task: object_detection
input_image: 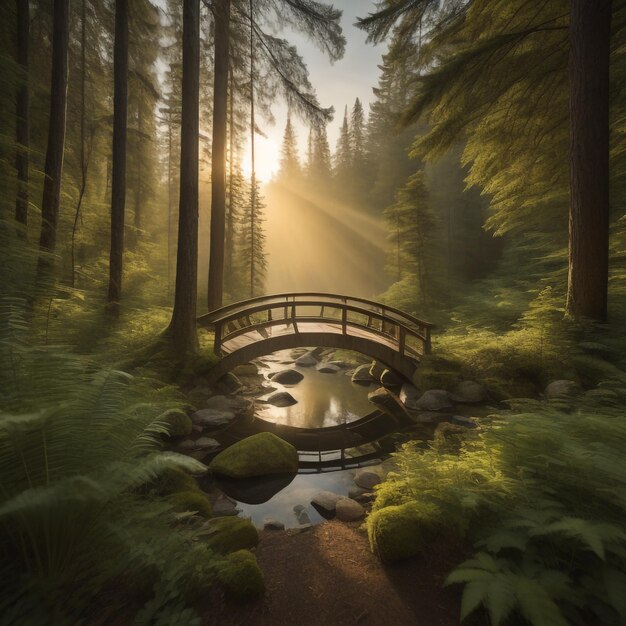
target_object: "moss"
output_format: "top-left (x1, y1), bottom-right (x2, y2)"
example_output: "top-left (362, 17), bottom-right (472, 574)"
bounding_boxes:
top-left (210, 432), bottom-right (298, 479)
top-left (162, 409), bottom-right (193, 438)
top-left (179, 543), bottom-right (217, 602)
top-left (412, 355), bottom-right (462, 393)
top-left (217, 550), bottom-right (265, 602)
top-left (367, 501), bottom-right (440, 563)
top-left (154, 468), bottom-right (198, 497)
top-left (204, 517), bottom-right (259, 554)
top-left (167, 490), bottom-right (212, 518)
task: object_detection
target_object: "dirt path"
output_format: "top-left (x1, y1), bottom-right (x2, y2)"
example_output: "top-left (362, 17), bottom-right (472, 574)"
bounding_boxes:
top-left (205, 520), bottom-right (461, 625)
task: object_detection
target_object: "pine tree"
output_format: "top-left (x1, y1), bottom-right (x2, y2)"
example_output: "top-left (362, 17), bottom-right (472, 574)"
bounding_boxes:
top-left (334, 105), bottom-right (351, 184)
top-left (278, 114), bottom-right (301, 181)
top-left (312, 124), bottom-right (332, 186)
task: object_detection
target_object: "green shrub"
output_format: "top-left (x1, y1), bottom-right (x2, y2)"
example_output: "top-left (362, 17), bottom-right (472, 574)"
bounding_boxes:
top-left (217, 550), bottom-right (265, 602)
top-left (167, 490), bottom-right (212, 519)
top-left (153, 468), bottom-right (199, 497)
top-left (204, 517), bottom-right (259, 554)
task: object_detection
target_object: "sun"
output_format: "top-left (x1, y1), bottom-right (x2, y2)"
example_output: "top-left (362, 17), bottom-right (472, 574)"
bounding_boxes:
top-left (241, 134), bottom-right (281, 183)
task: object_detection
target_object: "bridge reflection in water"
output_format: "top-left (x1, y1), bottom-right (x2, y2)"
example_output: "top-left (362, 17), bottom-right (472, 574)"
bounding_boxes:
top-left (197, 293), bottom-right (434, 463)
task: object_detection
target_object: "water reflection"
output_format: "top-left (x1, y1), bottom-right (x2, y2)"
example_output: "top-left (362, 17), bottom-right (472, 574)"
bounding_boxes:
top-left (257, 349), bottom-right (375, 428)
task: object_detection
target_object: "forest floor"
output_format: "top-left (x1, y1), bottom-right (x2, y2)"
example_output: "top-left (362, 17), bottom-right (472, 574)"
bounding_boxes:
top-left (203, 520), bottom-right (462, 626)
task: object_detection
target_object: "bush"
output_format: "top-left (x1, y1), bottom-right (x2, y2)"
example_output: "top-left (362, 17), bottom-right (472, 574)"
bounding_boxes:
top-left (204, 517), bottom-right (259, 554)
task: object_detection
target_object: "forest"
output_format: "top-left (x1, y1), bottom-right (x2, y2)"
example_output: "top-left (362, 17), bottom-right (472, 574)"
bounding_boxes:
top-left (1, 0), bottom-right (625, 624)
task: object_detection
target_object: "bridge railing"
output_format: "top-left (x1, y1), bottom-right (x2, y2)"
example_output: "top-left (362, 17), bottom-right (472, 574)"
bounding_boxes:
top-left (198, 292), bottom-right (433, 361)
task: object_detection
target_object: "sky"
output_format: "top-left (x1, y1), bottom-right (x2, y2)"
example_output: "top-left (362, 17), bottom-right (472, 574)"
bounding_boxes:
top-left (241, 0), bottom-right (388, 181)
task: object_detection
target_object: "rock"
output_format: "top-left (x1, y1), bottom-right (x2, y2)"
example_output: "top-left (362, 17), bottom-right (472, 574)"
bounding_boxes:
top-left (415, 389), bottom-right (454, 412)
top-left (266, 391), bottom-right (297, 407)
top-left (212, 496), bottom-right (240, 517)
top-left (310, 490), bottom-right (343, 513)
top-left (232, 363), bottom-right (259, 376)
top-left (191, 408), bottom-right (236, 429)
top-left (318, 364), bottom-right (341, 374)
top-left (328, 360), bottom-right (350, 369)
top-left (451, 381), bottom-right (486, 404)
top-left (210, 432), bottom-right (299, 479)
top-left (202, 517), bottom-right (259, 554)
top-left (269, 369), bottom-right (304, 385)
top-left (217, 550), bottom-right (265, 602)
top-left (355, 493), bottom-right (376, 504)
top-left (399, 383), bottom-right (420, 409)
top-left (545, 380), bottom-right (579, 399)
top-left (166, 490), bottom-right (212, 518)
top-left (178, 439), bottom-right (200, 452)
top-left (206, 395), bottom-right (251, 414)
top-left (414, 412), bottom-right (451, 425)
top-left (217, 473), bottom-right (296, 505)
top-left (369, 361), bottom-right (386, 382)
top-left (579, 341), bottom-right (614, 357)
top-left (354, 470), bottom-right (381, 490)
top-left (451, 415), bottom-right (477, 429)
top-left (293, 504), bottom-right (312, 525)
top-left (367, 387), bottom-right (411, 423)
top-left (263, 518), bottom-right (285, 531)
top-left (295, 353), bottom-right (318, 367)
top-left (349, 486), bottom-right (368, 499)
top-left (380, 369), bottom-right (402, 388)
top-left (163, 410), bottom-right (193, 438)
top-left (195, 436), bottom-right (221, 451)
top-left (218, 373), bottom-right (243, 393)
top-left (188, 385), bottom-right (211, 404)
top-left (335, 498), bottom-right (366, 521)
top-left (290, 348), bottom-right (309, 359)
top-left (368, 502), bottom-right (439, 563)
top-left (352, 364), bottom-right (375, 385)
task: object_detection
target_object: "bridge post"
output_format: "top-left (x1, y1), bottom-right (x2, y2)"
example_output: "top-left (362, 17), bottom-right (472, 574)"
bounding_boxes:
top-left (214, 321), bottom-right (222, 354)
top-left (425, 327), bottom-right (432, 354)
top-left (341, 298), bottom-right (347, 334)
top-left (398, 325), bottom-right (406, 356)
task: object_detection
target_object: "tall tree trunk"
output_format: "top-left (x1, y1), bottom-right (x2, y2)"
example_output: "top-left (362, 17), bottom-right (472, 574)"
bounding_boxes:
top-left (207, 0), bottom-right (231, 311)
top-left (134, 99), bottom-right (143, 233)
top-left (167, 0), bottom-right (200, 356)
top-left (37, 0), bottom-right (70, 279)
top-left (15, 0), bottom-right (29, 231)
top-left (167, 108), bottom-right (173, 297)
top-left (71, 0), bottom-right (89, 287)
top-left (249, 0), bottom-right (256, 299)
top-left (566, 0), bottom-right (612, 321)
top-left (107, 0), bottom-right (129, 314)
top-left (225, 64), bottom-right (234, 287)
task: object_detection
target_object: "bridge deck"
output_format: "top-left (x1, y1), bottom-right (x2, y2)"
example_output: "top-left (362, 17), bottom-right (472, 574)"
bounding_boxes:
top-left (221, 321), bottom-right (412, 358)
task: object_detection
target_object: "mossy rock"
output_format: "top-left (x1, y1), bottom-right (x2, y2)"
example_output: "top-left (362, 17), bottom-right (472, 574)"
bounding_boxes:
top-left (162, 409), bottom-right (193, 438)
top-left (217, 550), bottom-right (265, 602)
top-left (167, 490), bottom-right (212, 518)
top-left (210, 432), bottom-right (298, 478)
top-left (204, 516), bottom-right (259, 554)
top-left (154, 468), bottom-right (198, 497)
top-left (368, 501), bottom-right (440, 563)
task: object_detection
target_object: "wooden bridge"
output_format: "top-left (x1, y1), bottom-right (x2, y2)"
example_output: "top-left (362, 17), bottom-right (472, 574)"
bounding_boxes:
top-left (198, 292), bottom-right (433, 384)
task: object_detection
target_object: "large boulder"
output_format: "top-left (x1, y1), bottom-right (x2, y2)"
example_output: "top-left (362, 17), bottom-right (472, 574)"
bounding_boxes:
top-left (414, 390), bottom-right (454, 412)
top-left (217, 550), bottom-right (265, 602)
top-left (368, 502), bottom-right (439, 563)
top-left (295, 352), bottom-right (318, 367)
top-left (311, 490), bottom-right (343, 513)
top-left (451, 381), bottom-right (486, 404)
top-left (380, 369), bottom-right (402, 389)
top-left (266, 391), bottom-right (297, 407)
top-left (210, 433), bottom-right (299, 478)
top-left (354, 470), bottom-right (381, 490)
top-left (399, 383), bottom-right (420, 409)
top-left (191, 408), bottom-right (236, 429)
top-left (352, 364), bottom-right (375, 385)
top-left (269, 369), bottom-right (304, 385)
top-left (206, 395), bottom-right (252, 415)
top-left (203, 517), bottom-right (259, 554)
top-left (166, 490), bottom-right (212, 518)
top-left (368, 388), bottom-right (411, 424)
top-left (545, 380), bottom-right (580, 400)
top-left (335, 498), bottom-right (366, 522)
top-left (232, 363), bottom-right (259, 377)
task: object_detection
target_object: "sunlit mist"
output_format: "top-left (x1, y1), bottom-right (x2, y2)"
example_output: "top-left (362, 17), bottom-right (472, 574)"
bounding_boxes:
top-left (241, 135), bottom-right (281, 182)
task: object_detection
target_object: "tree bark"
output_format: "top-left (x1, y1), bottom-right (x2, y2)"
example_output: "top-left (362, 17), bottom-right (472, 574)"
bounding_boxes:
top-left (249, 0), bottom-right (256, 299)
top-left (566, 0), bottom-right (612, 321)
top-left (37, 0), bottom-right (70, 278)
top-left (225, 64), bottom-right (234, 286)
top-left (167, 0), bottom-right (200, 356)
top-left (207, 0), bottom-right (231, 311)
top-left (107, 0), bottom-right (129, 314)
top-left (134, 98), bottom-right (143, 232)
top-left (15, 0), bottom-right (29, 230)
